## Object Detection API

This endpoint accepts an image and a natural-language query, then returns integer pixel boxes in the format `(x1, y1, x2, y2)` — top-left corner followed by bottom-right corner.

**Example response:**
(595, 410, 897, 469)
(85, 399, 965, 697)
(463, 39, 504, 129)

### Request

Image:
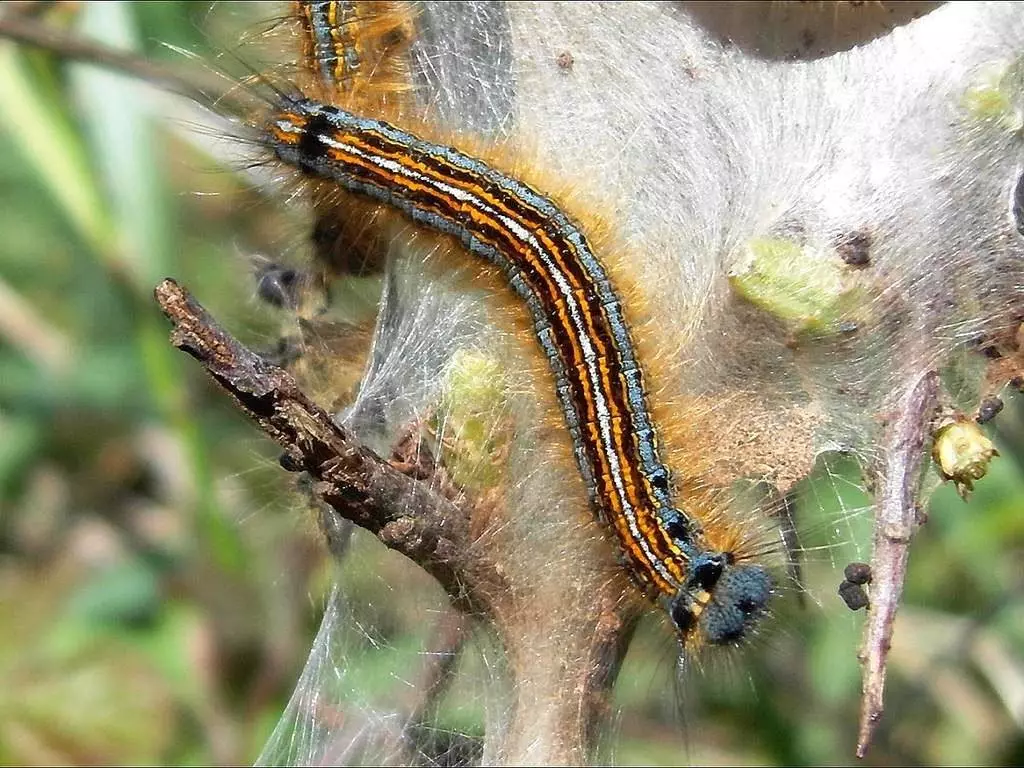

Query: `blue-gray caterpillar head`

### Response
(668, 553, 772, 646)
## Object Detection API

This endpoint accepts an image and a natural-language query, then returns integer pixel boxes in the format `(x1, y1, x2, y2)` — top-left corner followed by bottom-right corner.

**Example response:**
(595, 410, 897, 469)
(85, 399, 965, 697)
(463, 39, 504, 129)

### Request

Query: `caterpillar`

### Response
(293, 0, 417, 279)
(295, 0, 415, 101)
(3, 1, 1023, 765)
(262, 88, 773, 645)
(249, 1, 419, 405)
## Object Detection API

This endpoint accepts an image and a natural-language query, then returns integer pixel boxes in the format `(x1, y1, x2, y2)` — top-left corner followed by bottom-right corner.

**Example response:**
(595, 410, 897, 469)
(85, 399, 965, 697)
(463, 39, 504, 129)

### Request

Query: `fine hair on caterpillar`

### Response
(6, 1, 1024, 764)
(191, 1, 781, 655)
(264, 97, 774, 645)
(125, 0, 1024, 761)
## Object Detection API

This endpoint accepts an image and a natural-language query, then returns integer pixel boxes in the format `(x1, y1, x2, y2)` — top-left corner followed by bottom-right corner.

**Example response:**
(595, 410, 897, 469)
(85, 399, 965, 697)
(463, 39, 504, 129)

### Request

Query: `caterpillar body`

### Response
(265, 94, 772, 646)
(291, 0, 417, 278)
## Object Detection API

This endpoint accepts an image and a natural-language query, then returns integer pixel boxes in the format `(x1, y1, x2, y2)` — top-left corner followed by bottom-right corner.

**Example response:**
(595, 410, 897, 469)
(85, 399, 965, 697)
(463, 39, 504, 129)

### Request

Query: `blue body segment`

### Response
(306, 1, 361, 88)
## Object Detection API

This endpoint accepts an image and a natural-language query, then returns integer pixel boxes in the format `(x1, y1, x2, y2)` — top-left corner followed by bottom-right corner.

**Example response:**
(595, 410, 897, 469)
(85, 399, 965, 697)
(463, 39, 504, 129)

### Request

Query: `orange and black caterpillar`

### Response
(263, 91, 773, 645)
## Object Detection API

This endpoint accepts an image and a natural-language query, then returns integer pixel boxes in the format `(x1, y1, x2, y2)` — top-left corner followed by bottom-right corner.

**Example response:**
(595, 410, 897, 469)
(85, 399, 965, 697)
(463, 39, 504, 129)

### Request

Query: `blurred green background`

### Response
(0, 2, 1022, 765)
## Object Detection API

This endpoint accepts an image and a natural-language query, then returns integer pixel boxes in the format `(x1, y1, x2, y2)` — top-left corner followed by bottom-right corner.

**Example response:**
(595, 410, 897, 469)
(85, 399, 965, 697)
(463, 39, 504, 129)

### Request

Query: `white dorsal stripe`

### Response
(313, 127, 676, 586)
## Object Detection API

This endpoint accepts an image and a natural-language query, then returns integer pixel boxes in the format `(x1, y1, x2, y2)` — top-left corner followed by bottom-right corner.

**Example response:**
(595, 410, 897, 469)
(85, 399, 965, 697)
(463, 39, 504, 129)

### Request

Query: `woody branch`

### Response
(154, 277, 627, 765)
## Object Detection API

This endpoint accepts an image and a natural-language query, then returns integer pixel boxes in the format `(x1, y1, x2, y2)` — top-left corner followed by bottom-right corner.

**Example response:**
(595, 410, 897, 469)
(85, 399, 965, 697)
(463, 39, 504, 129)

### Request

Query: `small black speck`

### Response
(257, 265, 301, 308)
(279, 452, 305, 472)
(664, 516, 692, 543)
(649, 468, 670, 491)
(836, 230, 872, 267)
(844, 561, 872, 585)
(838, 580, 869, 611)
(977, 396, 1004, 424)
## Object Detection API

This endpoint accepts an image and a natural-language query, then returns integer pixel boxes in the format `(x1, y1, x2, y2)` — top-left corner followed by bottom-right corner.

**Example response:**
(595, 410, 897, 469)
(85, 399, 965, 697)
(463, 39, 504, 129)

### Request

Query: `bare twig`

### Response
(154, 278, 475, 599)
(856, 370, 939, 758)
(155, 277, 634, 765)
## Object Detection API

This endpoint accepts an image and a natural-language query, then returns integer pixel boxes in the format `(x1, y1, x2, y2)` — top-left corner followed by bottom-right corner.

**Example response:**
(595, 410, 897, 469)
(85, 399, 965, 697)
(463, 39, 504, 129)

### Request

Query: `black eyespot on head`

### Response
(688, 553, 726, 592)
(297, 112, 335, 170)
(699, 565, 772, 645)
